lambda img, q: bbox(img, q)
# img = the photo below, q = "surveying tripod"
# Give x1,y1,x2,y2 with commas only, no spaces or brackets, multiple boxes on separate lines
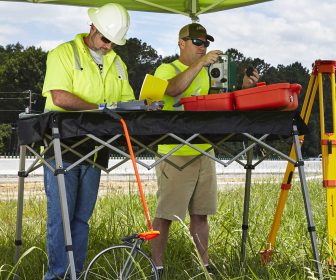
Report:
260,60,336,272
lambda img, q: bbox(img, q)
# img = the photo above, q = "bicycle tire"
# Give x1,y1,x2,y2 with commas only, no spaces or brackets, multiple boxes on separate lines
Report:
84,244,158,280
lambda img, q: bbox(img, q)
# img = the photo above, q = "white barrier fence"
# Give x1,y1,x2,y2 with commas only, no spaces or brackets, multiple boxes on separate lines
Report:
0,158,323,199
0,158,322,179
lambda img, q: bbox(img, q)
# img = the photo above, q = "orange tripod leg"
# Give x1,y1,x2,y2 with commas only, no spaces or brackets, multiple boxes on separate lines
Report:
319,69,336,266
321,137,336,266
260,146,298,264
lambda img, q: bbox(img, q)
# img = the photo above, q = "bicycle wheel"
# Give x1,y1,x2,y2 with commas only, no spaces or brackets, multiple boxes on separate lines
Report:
84,244,158,280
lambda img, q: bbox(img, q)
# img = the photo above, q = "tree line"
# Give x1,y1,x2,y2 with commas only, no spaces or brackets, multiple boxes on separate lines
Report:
0,39,324,157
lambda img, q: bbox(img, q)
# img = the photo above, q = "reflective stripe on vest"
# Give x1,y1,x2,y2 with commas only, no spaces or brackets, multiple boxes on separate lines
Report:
170,61,181,75
70,40,82,70
170,61,183,111
113,56,126,80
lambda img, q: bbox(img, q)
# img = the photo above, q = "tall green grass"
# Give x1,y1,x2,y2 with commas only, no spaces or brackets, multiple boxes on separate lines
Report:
0,179,335,279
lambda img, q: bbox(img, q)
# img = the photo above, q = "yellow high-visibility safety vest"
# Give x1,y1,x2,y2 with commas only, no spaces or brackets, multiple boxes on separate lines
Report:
155,59,212,156
42,33,135,112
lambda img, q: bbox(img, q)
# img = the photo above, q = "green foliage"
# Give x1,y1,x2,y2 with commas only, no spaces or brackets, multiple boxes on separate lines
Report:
0,180,333,279
227,48,319,158
227,48,311,91
115,38,163,98
0,124,11,153
0,43,47,93
161,54,179,64
0,43,47,124
227,48,272,92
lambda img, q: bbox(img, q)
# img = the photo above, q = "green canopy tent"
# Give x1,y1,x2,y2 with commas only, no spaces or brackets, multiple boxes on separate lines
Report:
4,0,272,20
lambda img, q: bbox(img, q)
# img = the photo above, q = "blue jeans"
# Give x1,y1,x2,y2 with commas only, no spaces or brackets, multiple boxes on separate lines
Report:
43,161,101,280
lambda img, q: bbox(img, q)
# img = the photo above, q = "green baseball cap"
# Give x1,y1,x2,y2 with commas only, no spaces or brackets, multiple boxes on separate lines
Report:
179,23,214,42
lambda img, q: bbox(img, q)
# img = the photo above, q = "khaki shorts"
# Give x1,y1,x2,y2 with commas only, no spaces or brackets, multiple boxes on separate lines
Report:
154,151,217,221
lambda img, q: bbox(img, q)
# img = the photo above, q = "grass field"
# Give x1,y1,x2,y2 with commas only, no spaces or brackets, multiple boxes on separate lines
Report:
0,178,334,279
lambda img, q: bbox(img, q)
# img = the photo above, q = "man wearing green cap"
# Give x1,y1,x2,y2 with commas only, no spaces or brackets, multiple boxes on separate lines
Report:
151,23,259,277
42,3,134,279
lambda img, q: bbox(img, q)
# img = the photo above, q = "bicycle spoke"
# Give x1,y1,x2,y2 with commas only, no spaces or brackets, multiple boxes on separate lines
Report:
84,244,158,280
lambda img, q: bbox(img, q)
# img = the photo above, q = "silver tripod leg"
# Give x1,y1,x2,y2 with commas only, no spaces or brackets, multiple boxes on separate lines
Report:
293,124,323,279
52,125,77,280
14,145,27,280
241,143,253,264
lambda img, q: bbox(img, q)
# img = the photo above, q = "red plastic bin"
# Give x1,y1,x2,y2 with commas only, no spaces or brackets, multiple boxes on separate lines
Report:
233,83,302,111
180,93,234,111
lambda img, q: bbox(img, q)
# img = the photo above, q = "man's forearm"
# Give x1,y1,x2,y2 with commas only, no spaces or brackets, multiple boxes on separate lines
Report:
50,90,97,111
165,60,204,97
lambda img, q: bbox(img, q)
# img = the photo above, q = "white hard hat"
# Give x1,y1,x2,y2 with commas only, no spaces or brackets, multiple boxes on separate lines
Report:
88,3,130,46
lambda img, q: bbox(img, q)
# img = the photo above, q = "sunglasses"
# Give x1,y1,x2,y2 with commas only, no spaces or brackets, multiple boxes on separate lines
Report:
100,35,111,44
185,38,210,48
97,30,112,44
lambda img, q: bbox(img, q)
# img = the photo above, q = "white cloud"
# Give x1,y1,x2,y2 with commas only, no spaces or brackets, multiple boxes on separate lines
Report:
37,40,65,51
0,2,88,48
201,0,336,68
0,24,21,45
155,47,167,57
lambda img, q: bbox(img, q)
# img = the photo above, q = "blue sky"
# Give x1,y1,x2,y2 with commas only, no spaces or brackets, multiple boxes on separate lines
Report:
0,0,335,70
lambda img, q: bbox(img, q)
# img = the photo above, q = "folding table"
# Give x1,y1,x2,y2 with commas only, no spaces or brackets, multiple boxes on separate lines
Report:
14,110,322,279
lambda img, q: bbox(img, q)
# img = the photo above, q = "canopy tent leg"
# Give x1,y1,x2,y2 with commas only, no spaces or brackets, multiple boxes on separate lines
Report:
14,145,27,280
293,124,323,279
240,142,254,264
51,124,77,280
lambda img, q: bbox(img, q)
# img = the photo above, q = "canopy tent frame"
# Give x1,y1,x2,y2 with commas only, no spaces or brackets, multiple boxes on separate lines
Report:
134,0,232,21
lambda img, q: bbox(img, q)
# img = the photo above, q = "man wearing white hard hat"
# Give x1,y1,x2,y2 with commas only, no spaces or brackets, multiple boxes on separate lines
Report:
42,3,134,279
